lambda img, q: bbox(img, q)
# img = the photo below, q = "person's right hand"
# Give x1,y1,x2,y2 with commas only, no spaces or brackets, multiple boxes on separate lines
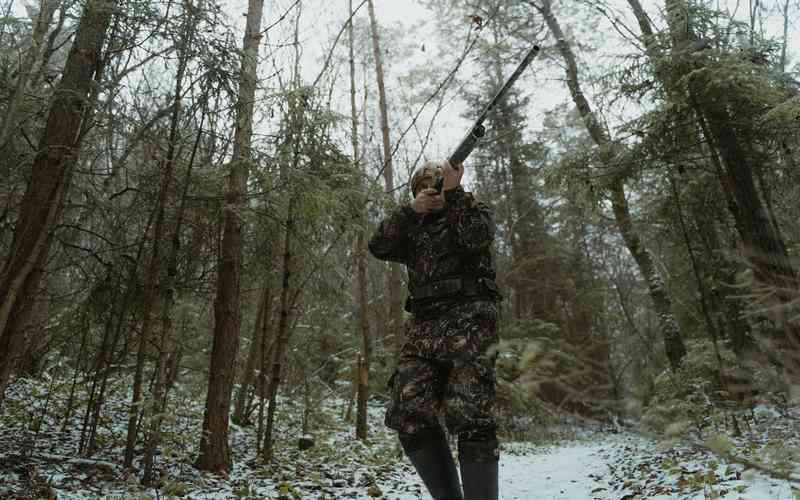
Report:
411,188,444,214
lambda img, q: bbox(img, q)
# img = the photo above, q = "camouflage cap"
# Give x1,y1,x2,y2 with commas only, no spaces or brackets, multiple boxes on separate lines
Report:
410,162,442,197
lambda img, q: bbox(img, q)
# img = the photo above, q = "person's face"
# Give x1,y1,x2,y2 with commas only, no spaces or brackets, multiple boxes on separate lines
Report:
414,177,434,196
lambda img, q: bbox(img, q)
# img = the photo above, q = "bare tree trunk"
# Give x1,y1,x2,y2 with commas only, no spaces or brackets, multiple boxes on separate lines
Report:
349,0,371,440
85,228,148,454
232,284,270,426
780,0,790,73
197,0,265,474
246,293,274,423
0,0,116,407
262,199,295,462
262,7,305,458
345,358,357,423
61,317,90,432
255,311,276,454
367,0,403,358
536,0,687,369
80,284,118,456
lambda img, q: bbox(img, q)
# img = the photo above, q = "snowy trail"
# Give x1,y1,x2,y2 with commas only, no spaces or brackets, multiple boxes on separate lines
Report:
382,434,797,500
384,439,610,500
498,441,609,499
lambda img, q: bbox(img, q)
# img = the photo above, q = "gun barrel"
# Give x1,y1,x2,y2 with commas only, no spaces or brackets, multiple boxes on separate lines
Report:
433,44,539,194
449,124,486,166
475,45,539,126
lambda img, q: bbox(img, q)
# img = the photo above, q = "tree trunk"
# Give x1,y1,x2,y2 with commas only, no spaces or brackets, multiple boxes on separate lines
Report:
537,0,687,370
245,292,274,423
367,0,403,358
80,283,118,456
85,235,146,455
196,0,265,474
61,317,90,432
349,0,371,442
780,0,790,73
255,315,276,454
0,0,116,407
262,199,295,462
232,284,270,426
262,3,302,462
142,68,203,484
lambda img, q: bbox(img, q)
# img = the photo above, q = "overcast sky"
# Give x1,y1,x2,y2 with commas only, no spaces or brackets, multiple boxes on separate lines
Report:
252,0,799,186
10,0,800,187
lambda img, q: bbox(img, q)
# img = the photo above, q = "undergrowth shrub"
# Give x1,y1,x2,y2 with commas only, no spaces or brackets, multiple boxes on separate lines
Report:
642,339,743,434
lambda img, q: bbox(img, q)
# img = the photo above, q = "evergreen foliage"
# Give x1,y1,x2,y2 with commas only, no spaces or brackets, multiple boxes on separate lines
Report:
0,0,799,494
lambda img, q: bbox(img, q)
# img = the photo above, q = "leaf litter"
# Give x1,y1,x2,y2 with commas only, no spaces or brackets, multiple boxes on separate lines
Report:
0,377,798,499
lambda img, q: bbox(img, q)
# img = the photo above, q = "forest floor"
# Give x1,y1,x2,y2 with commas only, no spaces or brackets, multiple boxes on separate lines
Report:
0,377,798,499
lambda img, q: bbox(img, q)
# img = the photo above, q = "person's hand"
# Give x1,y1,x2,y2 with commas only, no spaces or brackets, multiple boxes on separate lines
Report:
411,188,444,214
441,160,463,191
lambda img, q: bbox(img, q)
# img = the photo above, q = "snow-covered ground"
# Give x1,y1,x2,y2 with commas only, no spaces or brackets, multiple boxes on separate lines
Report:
383,434,797,500
1,377,798,499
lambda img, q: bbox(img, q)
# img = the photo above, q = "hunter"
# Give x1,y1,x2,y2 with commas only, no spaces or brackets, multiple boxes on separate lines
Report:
369,160,502,500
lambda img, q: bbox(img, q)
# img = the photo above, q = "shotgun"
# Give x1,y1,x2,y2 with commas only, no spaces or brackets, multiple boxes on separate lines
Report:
435,44,540,193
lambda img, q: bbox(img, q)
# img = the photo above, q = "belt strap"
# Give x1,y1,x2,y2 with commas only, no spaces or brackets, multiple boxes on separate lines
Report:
411,276,487,301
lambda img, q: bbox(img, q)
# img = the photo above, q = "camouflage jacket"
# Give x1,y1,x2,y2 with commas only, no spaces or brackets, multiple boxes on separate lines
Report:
368,186,499,318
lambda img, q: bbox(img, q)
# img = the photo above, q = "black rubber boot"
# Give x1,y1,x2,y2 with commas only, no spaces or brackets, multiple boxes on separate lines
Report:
400,428,463,500
458,439,499,500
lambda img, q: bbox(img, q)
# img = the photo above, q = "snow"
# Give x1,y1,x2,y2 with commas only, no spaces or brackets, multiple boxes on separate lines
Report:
384,435,797,500
1,378,798,499
497,441,610,499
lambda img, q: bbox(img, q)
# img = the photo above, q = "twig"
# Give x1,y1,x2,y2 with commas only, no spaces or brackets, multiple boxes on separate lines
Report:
261,0,302,35
372,25,484,188
310,0,369,89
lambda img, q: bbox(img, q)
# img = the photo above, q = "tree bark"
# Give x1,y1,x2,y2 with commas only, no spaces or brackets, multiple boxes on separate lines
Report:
780,0,790,73
350,0,371,440
197,0,265,473
0,0,116,406
80,280,118,456
262,199,295,462
232,284,270,426
255,302,275,454
536,0,687,370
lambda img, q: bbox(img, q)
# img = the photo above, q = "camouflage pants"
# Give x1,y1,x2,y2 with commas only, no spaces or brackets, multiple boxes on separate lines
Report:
385,301,498,441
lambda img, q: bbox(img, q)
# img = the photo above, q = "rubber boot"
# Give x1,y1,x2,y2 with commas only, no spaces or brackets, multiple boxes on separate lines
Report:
458,439,499,500
400,428,463,500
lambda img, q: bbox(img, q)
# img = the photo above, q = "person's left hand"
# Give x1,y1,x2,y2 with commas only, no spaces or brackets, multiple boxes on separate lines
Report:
441,160,463,191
